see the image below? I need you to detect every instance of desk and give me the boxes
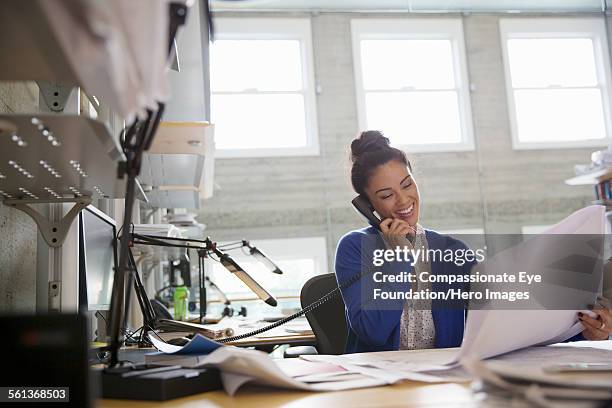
[155,331,315,349]
[225,319,315,348]
[99,382,476,408]
[167,316,316,348]
[227,332,315,348]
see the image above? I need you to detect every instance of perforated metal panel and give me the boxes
[0,114,126,201]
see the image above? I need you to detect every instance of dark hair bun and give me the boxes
[350,130,390,163]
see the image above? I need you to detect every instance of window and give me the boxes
[210,18,319,158]
[205,237,328,301]
[500,18,612,149]
[351,19,474,152]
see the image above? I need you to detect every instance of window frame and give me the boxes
[499,17,612,150]
[211,18,319,158]
[351,18,475,153]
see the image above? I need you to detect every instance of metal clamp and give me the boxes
[4,196,92,247]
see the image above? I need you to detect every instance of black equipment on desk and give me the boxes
[100,2,223,401]
[78,206,118,313]
[101,366,221,401]
[170,258,191,287]
[1,314,93,408]
[78,205,119,343]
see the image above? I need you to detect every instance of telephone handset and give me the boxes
[351,194,416,244]
[351,195,382,228]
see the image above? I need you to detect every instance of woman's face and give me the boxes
[364,160,420,226]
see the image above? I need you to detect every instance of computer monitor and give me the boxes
[79,205,117,311]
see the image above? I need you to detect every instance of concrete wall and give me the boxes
[200,12,609,269]
[0,82,40,312]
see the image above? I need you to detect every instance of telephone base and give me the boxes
[99,364,222,400]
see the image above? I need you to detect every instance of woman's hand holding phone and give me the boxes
[380,218,416,250]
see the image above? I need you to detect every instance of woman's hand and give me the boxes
[579,297,612,340]
[379,218,416,250]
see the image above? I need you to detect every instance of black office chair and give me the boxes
[284,273,348,357]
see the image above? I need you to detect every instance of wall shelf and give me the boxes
[143,186,201,210]
[0,114,131,201]
[139,121,215,209]
[565,168,612,186]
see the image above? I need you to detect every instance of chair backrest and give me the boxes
[300,273,347,355]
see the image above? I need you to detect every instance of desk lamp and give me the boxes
[130,234,279,324]
[216,240,283,275]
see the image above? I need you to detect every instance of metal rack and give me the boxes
[0,114,128,200]
[0,114,143,247]
[565,168,612,186]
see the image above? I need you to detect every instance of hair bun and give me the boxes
[350,130,390,162]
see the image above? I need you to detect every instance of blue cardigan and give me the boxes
[334,226,477,354]
[335,226,584,353]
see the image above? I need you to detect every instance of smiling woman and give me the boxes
[335,130,478,353]
[334,131,610,354]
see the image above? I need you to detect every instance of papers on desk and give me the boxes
[149,333,222,355]
[146,332,391,393]
[464,341,612,406]
[301,348,469,383]
[146,332,612,399]
[146,342,392,394]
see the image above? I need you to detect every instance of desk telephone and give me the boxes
[216,195,401,343]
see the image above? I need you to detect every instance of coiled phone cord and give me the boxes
[216,269,367,344]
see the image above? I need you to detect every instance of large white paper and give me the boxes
[201,347,390,395]
[300,348,470,383]
[455,205,606,361]
[301,347,458,371]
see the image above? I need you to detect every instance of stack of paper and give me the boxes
[462,342,612,406]
[147,334,396,394]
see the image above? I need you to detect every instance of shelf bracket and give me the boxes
[4,196,92,247]
[36,81,75,112]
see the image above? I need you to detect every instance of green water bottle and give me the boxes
[173,274,189,321]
